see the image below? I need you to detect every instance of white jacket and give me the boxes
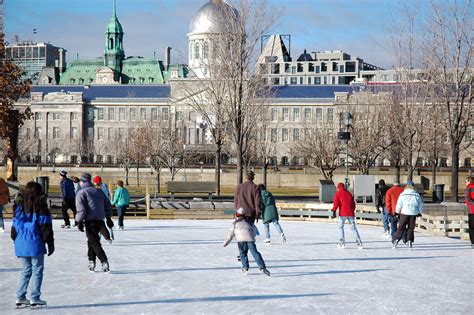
[395,188,423,216]
[223,219,257,246]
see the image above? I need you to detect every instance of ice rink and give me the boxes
[0,219,472,314]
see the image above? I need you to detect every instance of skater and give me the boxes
[111,180,130,229]
[386,182,407,243]
[93,176,110,201]
[59,170,77,228]
[392,180,423,248]
[75,173,114,272]
[258,184,286,243]
[376,179,390,237]
[0,176,11,232]
[71,176,81,194]
[464,176,474,249]
[234,171,262,223]
[331,183,363,249]
[11,181,54,308]
[223,208,270,276]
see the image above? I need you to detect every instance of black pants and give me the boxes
[61,198,77,226]
[469,213,474,244]
[394,214,417,242]
[85,220,108,264]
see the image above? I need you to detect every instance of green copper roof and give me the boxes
[106,0,123,34]
[59,59,104,85]
[121,58,165,84]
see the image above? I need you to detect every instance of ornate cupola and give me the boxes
[104,0,125,74]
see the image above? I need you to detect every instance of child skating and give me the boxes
[223,208,270,276]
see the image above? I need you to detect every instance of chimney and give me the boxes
[164,46,171,70]
[58,48,65,72]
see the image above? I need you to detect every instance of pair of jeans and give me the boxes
[263,219,284,239]
[468,213,474,244]
[0,204,4,229]
[85,220,108,263]
[117,205,127,227]
[388,214,407,242]
[17,255,45,301]
[338,216,361,242]
[61,198,77,226]
[238,242,266,270]
[381,206,389,232]
[394,214,417,242]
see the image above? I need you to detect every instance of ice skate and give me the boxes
[242,268,248,275]
[15,298,30,308]
[337,239,345,249]
[392,239,399,249]
[118,226,124,230]
[88,261,96,272]
[30,299,47,308]
[264,239,271,244]
[61,224,70,229]
[102,261,110,273]
[383,231,389,237]
[471,244,474,249]
[356,240,363,249]
[260,267,271,276]
[408,241,413,248]
[281,233,286,243]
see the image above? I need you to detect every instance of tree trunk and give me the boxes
[451,147,459,202]
[137,162,140,187]
[237,142,243,184]
[215,144,221,196]
[156,172,161,193]
[407,167,414,181]
[125,167,129,186]
[263,163,268,187]
[431,163,437,186]
[395,165,401,184]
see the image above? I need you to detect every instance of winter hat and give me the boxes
[80,173,92,183]
[59,170,67,177]
[337,182,345,190]
[93,176,102,185]
[406,180,414,186]
[236,208,245,217]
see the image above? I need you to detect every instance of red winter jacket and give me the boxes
[332,185,356,217]
[386,185,404,216]
[464,183,474,214]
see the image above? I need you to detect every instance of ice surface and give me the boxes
[0,219,472,314]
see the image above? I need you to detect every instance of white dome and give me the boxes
[189,0,239,35]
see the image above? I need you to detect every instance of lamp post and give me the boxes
[337,112,353,190]
[183,144,187,182]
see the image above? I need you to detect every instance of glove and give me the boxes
[106,218,114,228]
[78,221,84,232]
[376,207,381,213]
[331,211,336,219]
[47,243,55,256]
[416,213,422,218]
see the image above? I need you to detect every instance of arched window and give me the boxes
[203,42,209,59]
[190,43,194,60]
[281,156,289,165]
[109,38,114,49]
[78,78,84,85]
[195,43,200,60]
[70,78,75,84]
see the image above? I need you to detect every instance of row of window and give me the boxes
[34,112,79,121]
[271,108,334,122]
[266,75,353,85]
[25,127,78,140]
[265,61,358,75]
[93,107,171,122]
[189,41,209,60]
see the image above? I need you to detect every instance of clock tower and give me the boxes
[104,0,124,77]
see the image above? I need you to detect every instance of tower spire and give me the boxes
[113,0,116,17]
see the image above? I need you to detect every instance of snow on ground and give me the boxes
[0,219,472,314]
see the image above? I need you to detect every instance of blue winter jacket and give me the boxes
[60,178,76,200]
[395,188,423,216]
[111,187,130,207]
[75,182,113,222]
[11,205,54,257]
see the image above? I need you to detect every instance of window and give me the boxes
[316,108,323,122]
[176,111,182,121]
[79,78,84,85]
[293,128,300,141]
[291,66,296,74]
[290,77,297,84]
[35,127,41,139]
[304,108,312,121]
[332,62,338,72]
[299,77,303,84]
[35,112,42,120]
[108,128,113,140]
[53,127,60,139]
[195,43,200,59]
[108,108,115,121]
[332,77,336,84]
[119,108,126,121]
[203,42,209,59]
[87,127,94,138]
[465,127,472,142]
[271,109,278,122]
[140,108,147,121]
[315,77,321,84]
[339,65,344,73]
[162,108,169,121]
[87,108,94,121]
[119,128,126,138]
[151,108,158,121]
[321,62,327,72]
[71,156,78,164]
[327,108,334,122]
[98,108,104,121]
[270,129,277,143]
[70,127,78,140]
[323,76,328,84]
[308,77,312,84]
[393,74,399,81]
[130,108,137,121]
[71,112,78,120]
[190,44,193,60]
[97,127,104,140]
[315,65,320,73]
[282,128,289,141]
[282,108,289,121]
[52,113,60,120]
[293,108,300,121]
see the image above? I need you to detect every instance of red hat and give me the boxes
[337,183,345,190]
[236,208,244,217]
[93,176,102,184]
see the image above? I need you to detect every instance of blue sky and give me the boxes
[5,0,440,68]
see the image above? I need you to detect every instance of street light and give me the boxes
[183,144,187,182]
[337,112,353,190]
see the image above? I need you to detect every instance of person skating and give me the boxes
[258,184,286,243]
[331,183,363,249]
[93,176,110,201]
[59,170,77,228]
[392,180,423,249]
[0,176,11,232]
[111,180,130,230]
[386,181,407,244]
[71,176,81,194]
[464,176,474,249]
[234,171,262,224]
[11,181,54,308]
[75,173,114,272]
[223,208,270,276]
[376,179,390,237]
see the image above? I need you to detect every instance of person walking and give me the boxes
[393,180,423,249]
[0,176,11,232]
[111,180,130,230]
[331,183,363,249]
[464,176,474,249]
[258,184,286,244]
[71,176,81,194]
[234,171,262,223]
[223,208,270,276]
[376,179,390,237]
[11,181,54,308]
[93,176,110,201]
[386,182,407,243]
[75,173,114,272]
[59,170,77,228]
